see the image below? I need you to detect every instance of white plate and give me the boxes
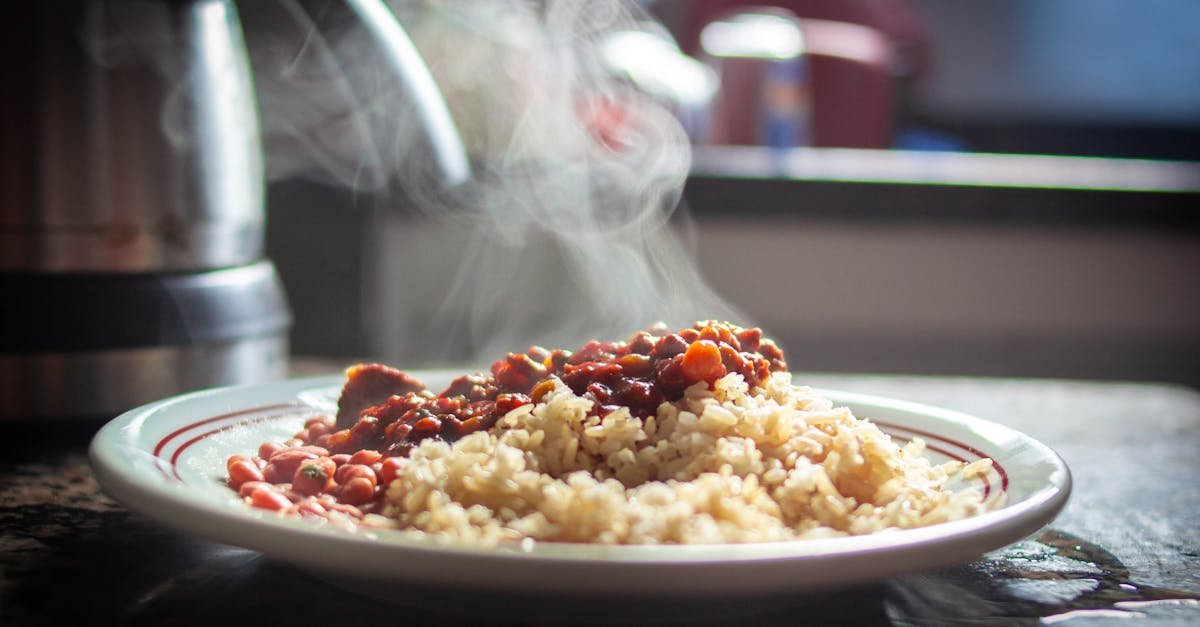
[90,371,1070,609]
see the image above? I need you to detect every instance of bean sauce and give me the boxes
[227,321,788,522]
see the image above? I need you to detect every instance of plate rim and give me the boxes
[89,373,1071,590]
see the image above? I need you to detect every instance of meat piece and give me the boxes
[335,364,425,429]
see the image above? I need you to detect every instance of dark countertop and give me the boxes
[3,372,1198,625]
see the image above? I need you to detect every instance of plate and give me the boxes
[90,371,1070,612]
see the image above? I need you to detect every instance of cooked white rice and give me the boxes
[379,371,992,544]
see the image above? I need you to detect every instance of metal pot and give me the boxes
[0,0,467,418]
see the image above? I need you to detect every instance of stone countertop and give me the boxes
[2,373,1198,625]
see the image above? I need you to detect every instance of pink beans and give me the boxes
[262,446,327,483]
[291,457,336,496]
[338,477,376,506]
[258,441,286,460]
[334,463,376,486]
[227,456,264,488]
[229,415,393,522]
[249,488,292,512]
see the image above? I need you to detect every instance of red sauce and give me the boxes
[324,321,786,457]
[227,321,787,519]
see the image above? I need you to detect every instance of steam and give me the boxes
[99,0,748,361]
[391,1,746,359]
[244,0,747,360]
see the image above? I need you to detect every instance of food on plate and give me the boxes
[226,321,993,544]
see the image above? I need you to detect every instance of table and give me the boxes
[3,373,1198,625]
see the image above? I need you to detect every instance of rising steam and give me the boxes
[247,0,749,361]
[73,0,746,361]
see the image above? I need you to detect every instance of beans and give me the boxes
[227,458,264,488]
[586,382,614,405]
[293,498,328,518]
[378,457,405,486]
[321,429,354,452]
[680,339,727,384]
[258,441,286,460]
[530,378,556,404]
[617,353,652,377]
[411,417,441,434]
[328,502,366,519]
[249,488,292,512]
[494,393,532,417]
[652,333,688,359]
[239,442,391,519]
[734,327,761,352]
[237,480,275,498]
[306,422,332,441]
[349,449,382,466]
[291,457,337,496]
[338,477,376,506]
[227,322,790,528]
[618,379,660,413]
[262,448,321,483]
[305,416,332,429]
[335,463,377,487]
[626,332,655,355]
[292,445,331,456]
[493,352,547,391]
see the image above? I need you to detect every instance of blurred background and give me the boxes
[266,0,1200,385]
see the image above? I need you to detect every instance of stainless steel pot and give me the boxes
[1,0,467,418]
[2,1,264,273]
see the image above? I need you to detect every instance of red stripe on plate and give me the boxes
[876,420,1009,492]
[885,433,995,500]
[167,416,281,480]
[152,402,301,457]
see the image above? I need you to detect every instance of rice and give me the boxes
[379,370,992,545]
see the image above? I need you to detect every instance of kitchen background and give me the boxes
[265,0,1200,386]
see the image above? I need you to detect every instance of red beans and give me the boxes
[227,458,264,488]
[292,498,328,518]
[616,353,652,377]
[492,352,548,392]
[338,477,376,506]
[291,457,337,496]
[378,457,405,486]
[349,449,382,466]
[306,422,332,441]
[411,416,441,434]
[237,481,275,499]
[258,441,286,460]
[530,379,556,403]
[335,463,377,487]
[233,412,388,519]
[328,502,367,519]
[249,488,292,512]
[227,322,791,526]
[262,448,321,483]
[305,416,332,429]
[652,333,688,358]
[680,339,727,384]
